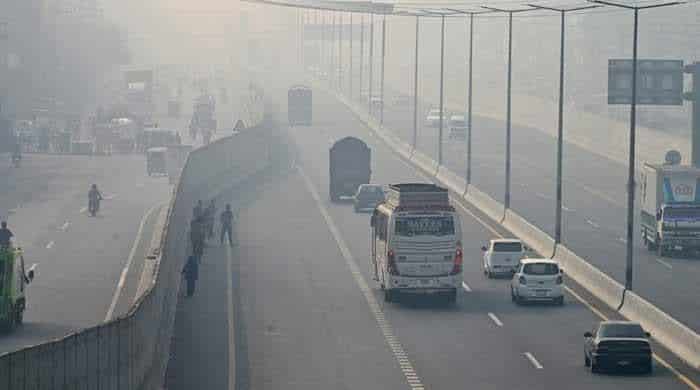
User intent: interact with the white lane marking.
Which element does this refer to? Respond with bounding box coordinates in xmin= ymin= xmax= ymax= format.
xmin=655 ymin=258 xmax=673 ymax=270
xmin=103 ymin=194 xmax=116 ymax=200
xmin=487 ymin=312 xmax=503 ymax=327
xmin=80 ymin=207 xmax=88 ymax=214
xmin=104 ymin=203 xmax=162 ymax=321
xmin=461 ymin=281 xmax=472 ymax=292
xmin=585 ymin=219 xmax=600 ymax=229
xmin=225 ymin=244 xmax=236 ymax=390
xmin=46 ymin=241 xmax=55 ymax=249
xmin=60 ymin=221 xmax=70 ymax=231
xmin=617 ymin=237 xmax=628 ymax=244
xmin=535 ymin=192 xmax=550 ymax=200
xmin=562 ymin=205 xmax=574 ymax=212
xmin=299 ymin=167 xmax=425 ymax=390
xmin=524 ymin=352 xmax=544 ymax=369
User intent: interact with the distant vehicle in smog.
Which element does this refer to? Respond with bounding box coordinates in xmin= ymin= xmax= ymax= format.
xmin=448 ymin=115 xmax=468 ymax=140
xmin=353 ymin=184 xmax=385 ymax=212
xmin=146 ymin=147 xmax=168 ymax=176
xmin=288 ymin=85 xmax=313 ymax=126
xmin=482 ymin=239 xmax=525 ymax=278
xmin=425 ymin=108 xmax=444 ymax=128
xmin=371 ymin=183 xmax=463 ymax=304
xmin=510 ymin=258 xmax=564 ymax=305
xmin=0 ymin=247 xmax=37 ymax=332
xmin=584 ymin=321 xmax=652 ymax=374
xmin=640 ymin=159 xmax=700 ymax=257
xmin=329 ymin=137 xmax=371 ymax=202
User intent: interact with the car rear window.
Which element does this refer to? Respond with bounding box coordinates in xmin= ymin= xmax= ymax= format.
xmin=493 ymin=242 xmax=522 ymax=252
xmin=598 ymin=323 xmax=646 ymax=338
xmin=522 ymin=263 xmax=559 ymax=275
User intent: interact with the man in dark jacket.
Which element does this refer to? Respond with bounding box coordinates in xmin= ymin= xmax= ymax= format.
xmin=182 ymin=254 xmax=199 ymax=297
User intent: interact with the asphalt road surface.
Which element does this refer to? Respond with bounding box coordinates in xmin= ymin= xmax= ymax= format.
xmin=166 ymin=86 xmax=700 ymax=390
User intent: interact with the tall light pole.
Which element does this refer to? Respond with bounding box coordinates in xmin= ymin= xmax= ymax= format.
xmin=482 ymin=6 xmax=533 ymax=209
xmin=412 ymin=16 xmax=420 ymax=150
xmin=529 ymin=4 xmax=600 ymax=246
xmin=368 ymin=13 xmax=374 ymax=114
xmin=339 ymin=12 xmax=343 ymax=91
xmin=438 ymin=14 xmax=446 ymax=166
xmin=349 ymin=13 xmax=353 ymax=99
xmin=590 ymin=0 xmax=681 ymax=291
xmin=359 ymin=14 xmax=364 ymax=103
xmin=380 ymin=15 xmax=386 ymax=124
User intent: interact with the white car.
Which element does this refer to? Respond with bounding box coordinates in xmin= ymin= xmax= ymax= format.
xmin=510 ymin=258 xmax=564 ymax=305
xmin=425 ymin=108 xmax=444 ymax=128
xmin=448 ymin=115 xmax=468 ymax=140
xmin=481 ymin=239 xmax=525 ymax=277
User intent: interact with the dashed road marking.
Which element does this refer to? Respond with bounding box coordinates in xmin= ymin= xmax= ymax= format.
xmin=524 ymin=352 xmax=544 ymax=369
xmin=300 ymin=166 xmax=425 ymax=390
xmin=617 ymin=237 xmax=628 ymax=244
xmin=46 ymin=241 xmax=54 ymax=249
xmin=487 ymin=312 xmax=503 ymax=327
xmin=461 ymin=281 xmax=472 ymax=292
xmin=80 ymin=207 xmax=88 ymax=214
xmin=585 ymin=219 xmax=600 ymax=229
xmin=60 ymin=221 xmax=70 ymax=231
xmin=535 ymin=192 xmax=550 ymax=200
xmin=655 ymin=258 xmax=673 ymax=270
xmin=562 ymin=205 xmax=574 ymax=212
xmin=104 ymin=203 xmax=162 ymax=321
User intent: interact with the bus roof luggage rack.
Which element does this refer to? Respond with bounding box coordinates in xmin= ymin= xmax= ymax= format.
xmin=385 ymin=183 xmax=451 ymax=209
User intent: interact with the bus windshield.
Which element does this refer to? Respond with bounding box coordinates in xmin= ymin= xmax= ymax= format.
xmin=395 ymin=216 xmax=454 ymax=237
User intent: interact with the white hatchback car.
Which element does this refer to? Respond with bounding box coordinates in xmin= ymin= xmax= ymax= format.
xmin=510 ymin=258 xmax=564 ymax=305
xmin=482 ymin=239 xmax=525 ymax=277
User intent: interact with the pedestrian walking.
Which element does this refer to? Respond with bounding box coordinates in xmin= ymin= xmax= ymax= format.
xmin=190 ymin=215 xmax=205 ymax=259
xmin=182 ymin=254 xmax=199 ymax=297
xmin=220 ymin=204 xmax=235 ymax=246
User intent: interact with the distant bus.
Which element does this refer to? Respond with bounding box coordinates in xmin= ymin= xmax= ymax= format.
xmin=288 ymin=85 xmax=312 ymax=126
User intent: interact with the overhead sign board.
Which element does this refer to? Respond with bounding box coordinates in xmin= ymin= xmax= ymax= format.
xmin=608 ymin=59 xmax=683 ymax=105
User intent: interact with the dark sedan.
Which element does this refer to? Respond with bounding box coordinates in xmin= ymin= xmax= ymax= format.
xmin=584 ymin=321 xmax=652 ymax=374
xmin=353 ymin=184 xmax=385 ymax=212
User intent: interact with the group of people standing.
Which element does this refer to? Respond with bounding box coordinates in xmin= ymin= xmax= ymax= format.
xmin=183 ymin=199 xmax=236 ymax=297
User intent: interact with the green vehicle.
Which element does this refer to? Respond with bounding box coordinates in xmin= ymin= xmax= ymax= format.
xmin=0 ymin=247 xmax=36 ymax=331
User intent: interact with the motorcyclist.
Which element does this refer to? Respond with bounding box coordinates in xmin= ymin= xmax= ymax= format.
xmin=88 ymin=184 xmax=103 ymax=216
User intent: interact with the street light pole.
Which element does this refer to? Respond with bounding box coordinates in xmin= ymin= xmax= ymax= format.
xmin=339 ymin=12 xmax=343 ymax=91
xmin=438 ymin=14 xmax=446 ymax=166
xmin=360 ymin=14 xmax=364 ymax=103
xmin=482 ymin=6 xmax=533 ymax=210
xmin=349 ymin=13 xmax=353 ymax=99
xmin=529 ymin=4 xmax=599 ymax=246
xmin=368 ymin=13 xmax=374 ymax=114
xmin=380 ymin=15 xmax=386 ymax=125
xmin=590 ymin=0 xmax=681 ymax=291
xmin=412 ymin=16 xmax=420 ymax=150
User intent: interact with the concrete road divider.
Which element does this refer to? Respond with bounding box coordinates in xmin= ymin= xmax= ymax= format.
xmin=436 ymin=166 xmax=467 ymax=197
xmin=410 ymin=150 xmax=439 ymax=178
xmin=503 ymin=210 xmax=555 ymax=259
xmin=464 ymin=185 xmax=506 ymax=224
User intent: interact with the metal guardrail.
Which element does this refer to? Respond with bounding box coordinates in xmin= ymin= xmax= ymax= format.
xmin=0 ymin=88 xmax=273 ymax=389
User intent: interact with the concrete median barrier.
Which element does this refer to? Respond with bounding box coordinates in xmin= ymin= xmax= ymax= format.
xmin=619 ymin=290 xmax=700 ymax=370
xmin=503 ymin=210 xmax=555 ymax=258
xmin=464 ymin=184 xmax=506 ymax=224
xmin=436 ymin=166 xmax=467 ymax=196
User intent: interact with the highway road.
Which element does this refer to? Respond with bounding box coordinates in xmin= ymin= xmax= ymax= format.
xmin=166 ymin=86 xmax=699 ymax=389
xmin=361 ymin=81 xmax=700 ymax=335
xmin=0 ymin=72 xmax=243 ymax=355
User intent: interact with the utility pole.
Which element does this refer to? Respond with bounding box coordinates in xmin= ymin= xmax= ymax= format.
xmin=590 ymin=0 xmax=680 ymax=291
xmin=529 ymin=3 xmax=600 ymax=246
xmin=482 ymin=6 xmax=533 ymax=209
xmin=380 ymin=15 xmax=386 ymax=124
xmin=412 ymin=16 xmax=420 ymax=150
xmin=685 ymin=62 xmax=700 ymax=166
xmin=349 ymin=13 xmax=353 ymax=99
xmin=438 ymin=14 xmax=445 ymax=166
xmin=368 ymin=13 xmax=374 ymax=114
xmin=339 ymin=12 xmax=343 ymax=91
xmin=359 ymin=15 xmax=364 ymax=103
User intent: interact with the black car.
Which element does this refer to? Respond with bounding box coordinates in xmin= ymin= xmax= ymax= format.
xmin=584 ymin=321 xmax=652 ymax=374
xmin=353 ymin=184 xmax=385 ymax=212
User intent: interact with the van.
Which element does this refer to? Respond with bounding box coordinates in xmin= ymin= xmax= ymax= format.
xmin=482 ymin=239 xmax=525 ymax=277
